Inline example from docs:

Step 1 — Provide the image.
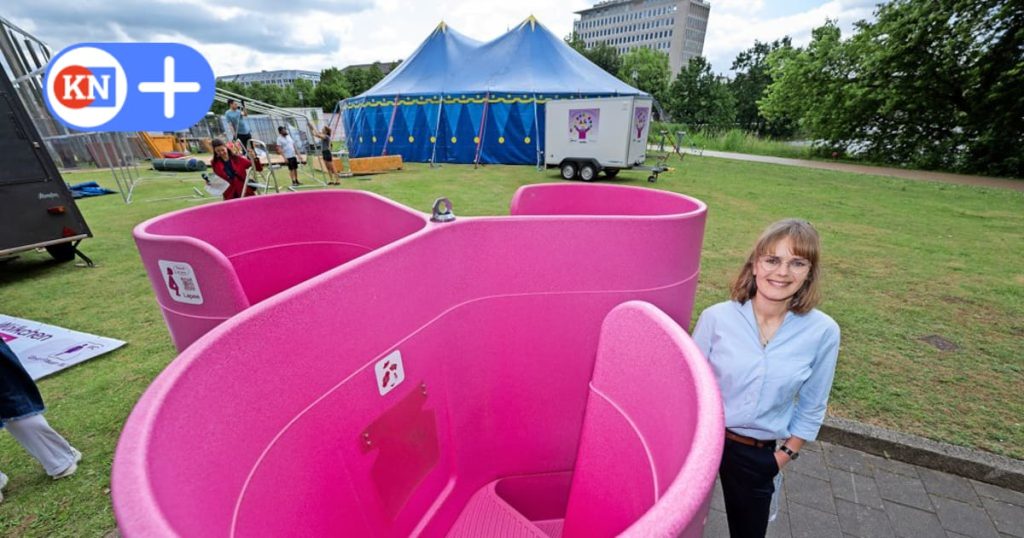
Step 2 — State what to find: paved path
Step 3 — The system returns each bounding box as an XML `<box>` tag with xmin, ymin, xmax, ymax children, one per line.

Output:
<box><xmin>705</xmin><ymin>440</ymin><xmax>1024</xmax><ymax>538</ymax></box>
<box><xmin>662</xmin><ymin>148</ymin><xmax>1024</xmax><ymax>192</ymax></box>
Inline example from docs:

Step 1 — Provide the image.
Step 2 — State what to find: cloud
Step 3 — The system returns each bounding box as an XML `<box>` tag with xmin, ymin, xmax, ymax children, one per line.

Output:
<box><xmin>5</xmin><ymin>0</ymin><xmax>368</xmax><ymax>56</ymax></box>
<box><xmin>703</xmin><ymin>0</ymin><xmax>879</xmax><ymax>75</ymax></box>
<box><xmin>5</xmin><ymin>0</ymin><xmax>587</xmax><ymax>77</ymax></box>
<box><xmin>4</xmin><ymin>0</ymin><xmax>877</xmax><ymax>81</ymax></box>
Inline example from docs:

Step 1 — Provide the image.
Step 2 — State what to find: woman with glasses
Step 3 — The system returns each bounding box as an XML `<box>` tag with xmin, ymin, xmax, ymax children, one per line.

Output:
<box><xmin>692</xmin><ymin>219</ymin><xmax>840</xmax><ymax>538</ymax></box>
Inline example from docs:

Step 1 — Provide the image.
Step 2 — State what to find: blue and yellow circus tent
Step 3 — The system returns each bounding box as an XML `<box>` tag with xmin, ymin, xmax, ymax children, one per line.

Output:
<box><xmin>342</xmin><ymin>16</ymin><xmax>644</xmax><ymax>165</ymax></box>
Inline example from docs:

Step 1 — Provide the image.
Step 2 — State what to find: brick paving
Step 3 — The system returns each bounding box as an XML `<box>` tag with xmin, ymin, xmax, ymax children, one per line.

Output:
<box><xmin>704</xmin><ymin>441</ymin><xmax>1024</xmax><ymax>538</ymax></box>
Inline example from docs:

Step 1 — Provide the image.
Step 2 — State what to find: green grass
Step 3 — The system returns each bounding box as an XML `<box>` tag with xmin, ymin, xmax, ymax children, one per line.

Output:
<box><xmin>1</xmin><ymin>156</ymin><xmax>1022</xmax><ymax>535</ymax></box>
<box><xmin>650</xmin><ymin>122</ymin><xmax>815</xmax><ymax>160</ymax></box>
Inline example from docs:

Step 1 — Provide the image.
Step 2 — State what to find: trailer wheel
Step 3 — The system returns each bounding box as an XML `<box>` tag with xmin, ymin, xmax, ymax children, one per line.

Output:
<box><xmin>605</xmin><ymin>169</ymin><xmax>619</xmax><ymax>178</ymax></box>
<box><xmin>579</xmin><ymin>163</ymin><xmax>597</xmax><ymax>182</ymax></box>
<box><xmin>560</xmin><ymin>162</ymin><xmax>578</xmax><ymax>180</ymax></box>
<box><xmin>647</xmin><ymin>175</ymin><xmax>657</xmax><ymax>183</ymax></box>
<box><xmin>46</xmin><ymin>243</ymin><xmax>76</xmax><ymax>262</ymax></box>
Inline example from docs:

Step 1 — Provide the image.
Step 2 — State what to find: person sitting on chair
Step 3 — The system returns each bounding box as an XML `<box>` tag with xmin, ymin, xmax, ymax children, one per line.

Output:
<box><xmin>210</xmin><ymin>138</ymin><xmax>255</xmax><ymax>200</ymax></box>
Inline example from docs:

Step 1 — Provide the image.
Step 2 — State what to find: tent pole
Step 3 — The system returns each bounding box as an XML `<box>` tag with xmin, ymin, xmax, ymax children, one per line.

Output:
<box><xmin>473</xmin><ymin>91</ymin><xmax>490</xmax><ymax>169</ymax></box>
<box><xmin>329</xmin><ymin>99</ymin><xmax>342</xmax><ymax>142</ymax></box>
<box><xmin>430</xmin><ymin>94</ymin><xmax>444</xmax><ymax>168</ymax></box>
<box><xmin>382</xmin><ymin>94</ymin><xmax>400</xmax><ymax>156</ymax></box>
<box><xmin>533</xmin><ymin>93</ymin><xmax>542</xmax><ymax>171</ymax></box>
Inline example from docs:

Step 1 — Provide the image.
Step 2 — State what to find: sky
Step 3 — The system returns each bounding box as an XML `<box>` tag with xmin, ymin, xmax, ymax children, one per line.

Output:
<box><xmin>4</xmin><ymin>0</ymin><xmax>880</xmax><ymax>78</ymax></box>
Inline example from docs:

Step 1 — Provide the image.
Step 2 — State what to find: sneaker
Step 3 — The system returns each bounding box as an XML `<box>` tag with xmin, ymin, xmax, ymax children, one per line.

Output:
<box><xmin>52</xmin><ymin>448</ymin><xmax>82</xmax><ymax>480</ymax></box>
<box><xmin>0</xmin><ymin>472</ymin><xmax>8</xmax><ymax>503</ymax></box>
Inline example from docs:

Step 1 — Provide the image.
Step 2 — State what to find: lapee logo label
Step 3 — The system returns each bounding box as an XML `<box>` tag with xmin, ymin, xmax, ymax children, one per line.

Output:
<box><xmin>44</xmin><ymin>43</ymin><xmax>214</xmax><ymax>132</ymax></box>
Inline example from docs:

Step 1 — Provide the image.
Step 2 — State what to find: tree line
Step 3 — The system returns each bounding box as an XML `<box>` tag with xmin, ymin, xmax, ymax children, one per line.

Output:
<box><xmin>569</xmin><ymin>0</ymin><xmax>1022</xmax><ymax>177</ymax></box>
<box><xmin>211</xmin><ymin>62</ymin><xmax>395</xmax><ymax>114</ymax></box>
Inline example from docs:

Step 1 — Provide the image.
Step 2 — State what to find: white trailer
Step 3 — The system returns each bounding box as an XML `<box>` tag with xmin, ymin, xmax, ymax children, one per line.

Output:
<box><xmin>544</xmin><ymin>96</ymin><xmax>664</xmax><ymax>182</ymax></box>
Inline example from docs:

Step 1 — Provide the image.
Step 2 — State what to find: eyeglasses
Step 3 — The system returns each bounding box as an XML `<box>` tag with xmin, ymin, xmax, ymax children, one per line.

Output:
<box><xmin>758</xmin><ymin>255</ymin><xmax>811</xmax><ymax>274</ymax></box>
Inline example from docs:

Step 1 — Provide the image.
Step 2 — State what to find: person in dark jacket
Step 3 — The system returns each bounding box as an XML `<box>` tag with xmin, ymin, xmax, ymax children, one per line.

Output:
<box><xmin>210</xmin><ymin>138</ymin><xmax>255</xmax><ymax>200</ymax></box>
<box><xmin>1</xmin><ymin>340</ymin><xmax>81</xmax><ymax>503</ymax></box>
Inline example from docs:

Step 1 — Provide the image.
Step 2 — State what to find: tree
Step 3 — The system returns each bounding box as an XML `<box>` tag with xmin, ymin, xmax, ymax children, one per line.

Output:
<box><xmin>313</xmin><ymin>67</ymin><xmax>351</xmax><ymax>111</ymax></box>
<box><xmin>564</xmin><ymin>31</ymin><xmax>586</xmax><ymax>54</ymax></box>
<box><xmin>761</xmin><ymin>1</ymin><xmax>1024</xmax><ymax>176</ymax></box>
<box><xmin>342</xmin><ymin>63</ymin><xmax>390</xmax><ymax>97</ymax></box>
<box><xmin>212</xmin><ymin>80</ymin><xmax>247</xmax><ymax>114</ymax></box>
<box><xmin>729</xmin><ymin>38</ymin><xmax>795</xmax><ymax>137</ymax></box>
<box><xmin>619</xmin><ymin>48</ymin><xmax>670</xmax><ymax>107</ymax></box>
<box><xmin>760</xmin><ymin>21</ymin><xmax>863</xmax><ymax>150</ymax></box>
<box><xmin>564</xmin><ymin>32</ymin><xmax>622</xmax><ymax>78</ymax></box>
<box><xmin>586</xmin><ymin>43</ymin><xmax>622</xmax><ymax>78</ymax></box>
<box><xmin>666</xmin><ymin>56</ymin><xmax>736</xmax><ymax>128</ymax></box>
<box><xmin>280</xmin><ymin>78</ymin><xmax>315</xmax><ymax>108</ymax></box>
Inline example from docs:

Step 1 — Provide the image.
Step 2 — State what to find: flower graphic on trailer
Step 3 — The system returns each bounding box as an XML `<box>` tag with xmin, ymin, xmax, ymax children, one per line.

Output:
<box><xmin>634</xmin><ymin>107</ymin><xmax>649</xmax><ymax>140</ymax></box>
<box><xmin>569</xmin><ymin>108</ymin><xmax>600</xmax><ymax>142</ymax></box>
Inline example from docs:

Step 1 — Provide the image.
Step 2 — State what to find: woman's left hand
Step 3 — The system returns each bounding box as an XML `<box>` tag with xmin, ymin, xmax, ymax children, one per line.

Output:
<box><xmin>774</xmin><ymin>450</ymin><xmax>790</xmax><ymax>472</ymax></box>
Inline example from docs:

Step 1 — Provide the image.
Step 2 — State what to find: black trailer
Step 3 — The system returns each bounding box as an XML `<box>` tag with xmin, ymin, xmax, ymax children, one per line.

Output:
<box><xmin>0</xmin><ymin>71</ymin><xmax>92</xmax><ymax>263</ymax></box>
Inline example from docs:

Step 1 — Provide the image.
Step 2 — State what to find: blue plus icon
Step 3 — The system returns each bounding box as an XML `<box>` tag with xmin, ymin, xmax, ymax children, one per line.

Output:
<box><xmin>138</xmin><ymin>56</ymin><xmax>202</xmax><ymax>119</ymax></box>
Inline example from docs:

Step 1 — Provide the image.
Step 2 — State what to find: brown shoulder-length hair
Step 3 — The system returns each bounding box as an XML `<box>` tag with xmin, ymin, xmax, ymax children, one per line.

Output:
<box><xmin>729</xmin><ymin>219</ymin><xmax>822</xmax><ymax>314</ymax></box>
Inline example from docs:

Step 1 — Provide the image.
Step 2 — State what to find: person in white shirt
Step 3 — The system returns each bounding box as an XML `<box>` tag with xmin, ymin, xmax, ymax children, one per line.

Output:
<box><xmin>275</xmin><ymin>126</ymin><xmax>303</xmax><ymax>186</ymax></box>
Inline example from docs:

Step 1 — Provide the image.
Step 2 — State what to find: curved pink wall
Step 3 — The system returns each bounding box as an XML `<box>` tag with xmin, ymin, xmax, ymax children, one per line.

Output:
<box><xmin>134</xmin><ymin>190</ymin><xmax>428</xmax><ymax>351</ymax></box>
<box><xmin>117</xmin><ymin>184</ymin><xmax>718</xmax><ymax>537</ymax></box>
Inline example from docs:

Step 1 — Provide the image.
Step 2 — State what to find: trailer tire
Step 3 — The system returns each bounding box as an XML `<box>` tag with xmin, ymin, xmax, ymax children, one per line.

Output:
<box><xmin>46</xmin><ymin>243</ymin><xmax>76</xmax><ymax>262</ymax></box>
<box><xmin>579</xmin><ymin>163</ymin><xmax>598</xmax><ymax>182</ymax></box>
<box><xmin>605</xmin><ymin>168</ymin><xmax>619</xmax><ymax>178</ymax></box>
<box><xmin>560</xmin><ymin>162</ymin><xmax>578</xmax><ymax>180</ymax></box>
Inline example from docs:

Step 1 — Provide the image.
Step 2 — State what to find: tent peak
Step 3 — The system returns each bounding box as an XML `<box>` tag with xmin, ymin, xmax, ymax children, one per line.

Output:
<box><xmin>434</xmin><ymin>20</ymin><xmax>448</xmax><ymax>34</ymax></box>
<box><xmin>518</xmin><ymin>15</ymin><xmax>539</xmax><ymax>31</ymax></box>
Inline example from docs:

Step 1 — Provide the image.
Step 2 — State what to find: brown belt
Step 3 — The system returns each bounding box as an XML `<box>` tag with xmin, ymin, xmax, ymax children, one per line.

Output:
<box><xmin>725</xmin><ymin>429</ymin><xmax>776</xmax><ymax>449</ymax></box>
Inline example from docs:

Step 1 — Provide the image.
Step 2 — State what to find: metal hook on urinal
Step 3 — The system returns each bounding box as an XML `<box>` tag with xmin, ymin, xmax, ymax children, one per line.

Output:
<box><xmin>431</xmin><ymin>197</ymin><xmax>455</xmax><ymax>223</ymax></box>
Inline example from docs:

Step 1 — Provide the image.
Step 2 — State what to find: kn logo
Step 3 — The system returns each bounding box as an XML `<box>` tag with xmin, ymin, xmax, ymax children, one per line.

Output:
<box><xmin>44</xmin><ymin>43</ymin><xmax>214</xmax><ymax>132</ymax></box>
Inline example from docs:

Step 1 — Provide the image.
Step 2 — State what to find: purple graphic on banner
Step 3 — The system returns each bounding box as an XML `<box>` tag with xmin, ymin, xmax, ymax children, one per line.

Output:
<box><xmin>634</xmin><ymin>107</ymin><xmax>649</xmax><ymax>140</ymax></box>
<box><xmin>569</xmin><ymin>108</ymin><xmax>600</xmax><ymax>142</ymax></box>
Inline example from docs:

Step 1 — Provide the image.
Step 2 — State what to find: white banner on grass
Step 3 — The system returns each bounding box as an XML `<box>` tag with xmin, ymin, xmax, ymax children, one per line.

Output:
<box><xmin>0</xmin><ymin>314</ymin><xmax>126</xmax><ymax>380</ymax></box>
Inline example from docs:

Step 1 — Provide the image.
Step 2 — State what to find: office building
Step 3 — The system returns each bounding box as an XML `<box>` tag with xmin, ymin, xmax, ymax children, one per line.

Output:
<box><xmin>574</xmin><ymin>0</ymin><xmax>711</xmax><ymax>76</ymax></box>
<box><xmin>217</xmin><ymin>69</ymin><xmax>321</xmax><ymax>87</ymax></box>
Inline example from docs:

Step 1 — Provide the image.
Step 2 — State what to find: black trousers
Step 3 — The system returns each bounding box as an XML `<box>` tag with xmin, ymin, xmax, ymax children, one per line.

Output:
<box><xmin>719</xmin><ymin>438</ymin><xmax>780</xmax><ymax>538</ymax></box>
<box><xmin>237</xmin><ymin>133</ymin><xmax>252</xmax><ymax>155</ymax></box>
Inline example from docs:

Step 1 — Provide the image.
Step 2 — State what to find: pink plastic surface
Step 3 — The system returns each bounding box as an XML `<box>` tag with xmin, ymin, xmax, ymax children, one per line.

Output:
<box><xmin>116</xmin><ymin>184</ymin><xmax>719</xmax><ymax>537</ymax></box>
<box><xmin>563</xmin><ymin>301</ymin><xmax>724</xmax><ymax>538</ymax></box>
<box><xmin>134</xmin><ymin>190</ymin><xmax>428</xmax><ymax>350</ymax></box>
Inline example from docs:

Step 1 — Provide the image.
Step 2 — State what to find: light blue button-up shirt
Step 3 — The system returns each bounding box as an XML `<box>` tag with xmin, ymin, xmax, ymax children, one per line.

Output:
<box><xmin>692</xmin><ymin>300</ymin><xmax>841</xmax><ymax>441</ymax></box>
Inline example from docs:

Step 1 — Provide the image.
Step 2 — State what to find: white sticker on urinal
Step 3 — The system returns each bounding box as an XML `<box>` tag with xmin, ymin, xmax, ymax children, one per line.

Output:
<box><xmin>375</xmin><ymin>350</ymin><xmax>405</xmax><ymax>396</ymax></box>
<box><xmin>157</xmin><ymin>260</ymin><xmax>204</xmax><ymax>305</ymax></box>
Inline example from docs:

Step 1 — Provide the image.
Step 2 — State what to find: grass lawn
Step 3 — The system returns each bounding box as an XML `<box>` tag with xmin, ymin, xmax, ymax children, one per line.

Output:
<box><xmin>650</xmin><ymin>122</ymin><xmax>814</xmax><ymax>160</ymax></box>
<box><xmin>1</xmin><ymin>155</ymin><xmax>1021</xmax><ymax>536</ymax></box>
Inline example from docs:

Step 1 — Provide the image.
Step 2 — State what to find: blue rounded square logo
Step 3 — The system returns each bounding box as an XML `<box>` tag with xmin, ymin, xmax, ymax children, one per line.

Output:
<box><xmin>43</xmin><ymin>43</ymin><xmax>215</xmax><ymax>132</ymax></box>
